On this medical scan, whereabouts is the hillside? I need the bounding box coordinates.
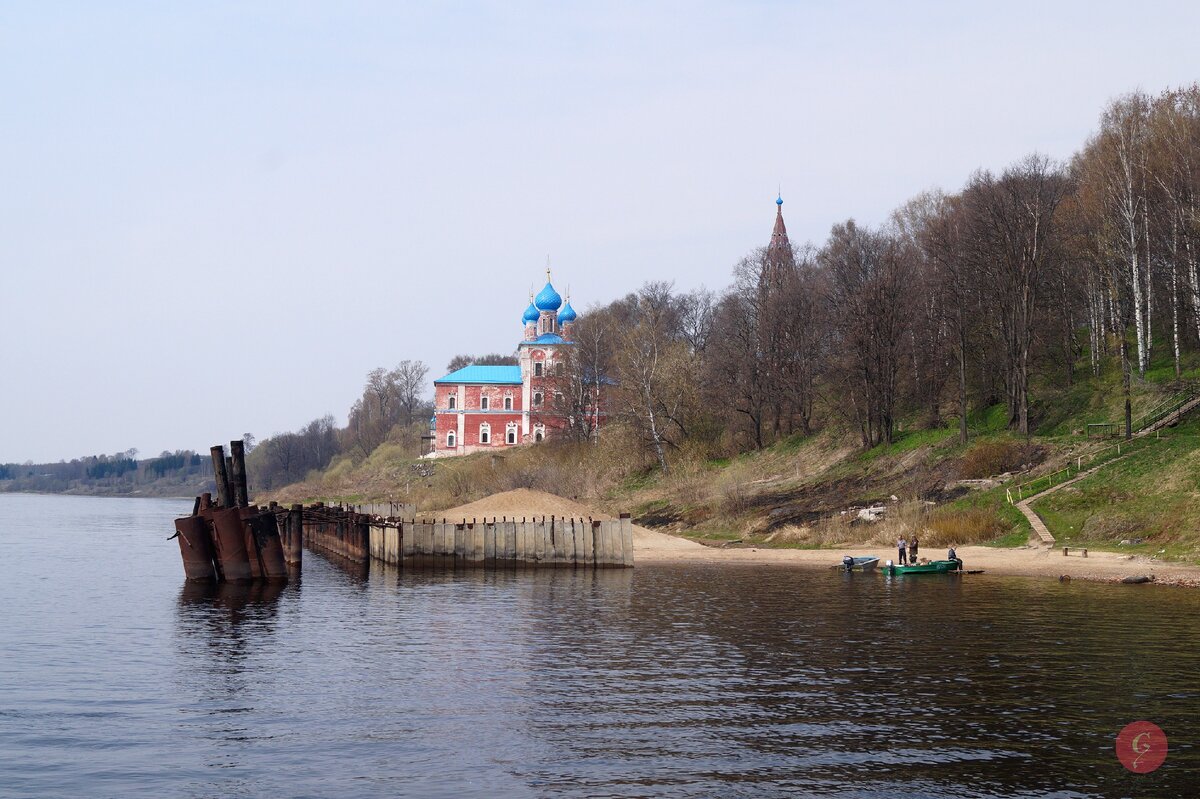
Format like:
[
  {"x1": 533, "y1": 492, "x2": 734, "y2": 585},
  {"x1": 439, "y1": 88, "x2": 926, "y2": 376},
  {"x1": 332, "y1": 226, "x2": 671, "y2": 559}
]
[{"x1": 264, "y1": 354, "x2": 1200, "y2": 567}]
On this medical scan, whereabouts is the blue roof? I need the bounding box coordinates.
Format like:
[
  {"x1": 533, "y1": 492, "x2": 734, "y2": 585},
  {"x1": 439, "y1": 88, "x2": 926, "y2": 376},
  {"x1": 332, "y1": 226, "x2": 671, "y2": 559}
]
[
  {"x1": 534, "y1": 281, "x2": 562, "y2": 311},
  {"x1": 557, "y1": 301, "x2": 577, "y2": 324},
  {"x1": 522, "y1": 301, "x2": 539, "y2": 324},
  {"x1": 519, "y1": 333, "x2": 570, "y2": 346},
  {"x1": 434, "y1": 365, "x2": 523, "y2": 385}
]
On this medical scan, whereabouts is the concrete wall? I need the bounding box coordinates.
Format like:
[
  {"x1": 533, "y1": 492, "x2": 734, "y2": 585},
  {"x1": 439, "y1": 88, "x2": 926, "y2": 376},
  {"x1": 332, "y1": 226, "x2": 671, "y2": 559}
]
[{"x1": 366, "y1": 515, "x2": 634, "y2": 568}]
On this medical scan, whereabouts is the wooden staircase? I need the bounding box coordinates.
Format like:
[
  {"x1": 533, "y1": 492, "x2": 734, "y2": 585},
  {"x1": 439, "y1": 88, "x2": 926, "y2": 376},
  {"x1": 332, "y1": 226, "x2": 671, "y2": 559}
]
[{"x1": 1016, "y1": 386, "x2": 1200, "y2": 547}]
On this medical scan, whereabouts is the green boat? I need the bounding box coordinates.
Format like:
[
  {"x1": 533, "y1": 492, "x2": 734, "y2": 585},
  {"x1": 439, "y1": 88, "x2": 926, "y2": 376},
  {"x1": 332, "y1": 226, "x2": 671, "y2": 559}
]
[{"x1": 881, "y1": 559, "x2": 962, "y2": 576}]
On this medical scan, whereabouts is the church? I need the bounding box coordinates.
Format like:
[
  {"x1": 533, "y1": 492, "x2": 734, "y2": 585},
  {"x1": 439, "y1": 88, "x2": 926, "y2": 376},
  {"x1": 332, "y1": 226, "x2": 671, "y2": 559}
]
[
  {"x1": 431, "y1": 270, "x2": 592, "y2": 456},
  {"x1": 430, "y1": 197, "x2": 791, "y2": 457}
]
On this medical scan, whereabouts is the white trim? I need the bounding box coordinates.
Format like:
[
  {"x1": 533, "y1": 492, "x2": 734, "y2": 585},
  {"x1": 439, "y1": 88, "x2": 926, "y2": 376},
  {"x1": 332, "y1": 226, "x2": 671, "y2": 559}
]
[
  {"x1": 446, "y1": 431, "x2": 456, "y2": 448},
  {"x1": 479, "y1": 423, "x2": 491, "y2": 445}
]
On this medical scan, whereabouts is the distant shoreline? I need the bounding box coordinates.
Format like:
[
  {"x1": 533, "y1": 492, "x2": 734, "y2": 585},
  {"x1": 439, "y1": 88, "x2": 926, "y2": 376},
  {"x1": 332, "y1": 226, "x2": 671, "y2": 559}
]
[{"x1": 0, "y1": 489, "x2": 196, "y2": 500}]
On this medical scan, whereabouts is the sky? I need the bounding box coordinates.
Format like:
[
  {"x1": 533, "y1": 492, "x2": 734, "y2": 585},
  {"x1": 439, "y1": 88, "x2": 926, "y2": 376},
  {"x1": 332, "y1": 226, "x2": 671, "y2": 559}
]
[{"x1": 2, "y1": 1, "x2": 1199, "y2": 463}]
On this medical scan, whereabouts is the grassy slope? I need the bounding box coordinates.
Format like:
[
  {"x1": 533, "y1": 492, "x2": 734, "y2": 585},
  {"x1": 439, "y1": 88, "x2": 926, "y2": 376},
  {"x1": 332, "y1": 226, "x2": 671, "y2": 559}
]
[
  {"x1": 268, "y1": 347, "x2": 1200, "y2": 564},
  {"x1": 1032, "y1": 414, "x2": 1200, "y2": 565}
]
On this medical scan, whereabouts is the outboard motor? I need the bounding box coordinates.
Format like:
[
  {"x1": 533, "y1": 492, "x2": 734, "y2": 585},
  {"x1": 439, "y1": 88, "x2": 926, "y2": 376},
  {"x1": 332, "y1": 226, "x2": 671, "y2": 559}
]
[{"x1": 842, "y1": 555, "x2": 854, "y2": 572}]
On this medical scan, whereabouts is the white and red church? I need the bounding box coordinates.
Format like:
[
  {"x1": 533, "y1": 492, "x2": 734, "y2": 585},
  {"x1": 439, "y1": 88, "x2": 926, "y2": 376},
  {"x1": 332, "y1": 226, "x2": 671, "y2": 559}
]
[
  {"x1": 429, "y1": 198, "x2": 792, "y2": 457},
  {"x1": 430, "y1": 271, "x2": 595, "y2": 456}
]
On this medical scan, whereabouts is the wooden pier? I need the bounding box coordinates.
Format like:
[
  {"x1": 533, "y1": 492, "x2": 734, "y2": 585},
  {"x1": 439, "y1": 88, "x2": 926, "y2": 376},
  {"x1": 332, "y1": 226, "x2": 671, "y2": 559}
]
[{"x1": 173, "y1": 445, "x2": 633, "y2": 581}]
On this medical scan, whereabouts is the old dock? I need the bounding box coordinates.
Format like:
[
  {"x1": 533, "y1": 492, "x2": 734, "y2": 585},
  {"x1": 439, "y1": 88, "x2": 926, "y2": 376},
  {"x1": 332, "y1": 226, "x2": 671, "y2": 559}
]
[{"x1": 172, "y1": 441, "x2": 633, "y2": 582}]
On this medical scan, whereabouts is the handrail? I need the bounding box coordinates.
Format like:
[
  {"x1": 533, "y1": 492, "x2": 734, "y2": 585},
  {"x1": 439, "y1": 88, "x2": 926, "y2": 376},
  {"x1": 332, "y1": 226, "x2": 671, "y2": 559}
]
[
  {"x1": 1006, "y1": 435, "x2": 1159, "y2": 504},
  {"x1": 1132, "y1": 391, "x2": 1193, "y2": 431}
]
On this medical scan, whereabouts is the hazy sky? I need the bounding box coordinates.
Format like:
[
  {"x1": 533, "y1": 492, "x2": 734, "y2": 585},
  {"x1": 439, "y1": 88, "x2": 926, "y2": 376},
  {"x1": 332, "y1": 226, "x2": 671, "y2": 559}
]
[{"x1": 2, "y1": 2, "x2": 1198, "y2": 463}]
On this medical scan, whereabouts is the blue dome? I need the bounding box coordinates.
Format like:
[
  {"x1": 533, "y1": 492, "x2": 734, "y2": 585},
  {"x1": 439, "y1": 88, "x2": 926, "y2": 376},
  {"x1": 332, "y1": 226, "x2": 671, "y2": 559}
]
[
  {"x1": 522, "y1": 301, "x2": 539, "y2": 324},
  {"x1": 557, "y1": 301, "x2": 577, "y2": 324},
  {"x1": 534, "y1": 281, "x2": 562, "y2": 312},
  {"x1": 776, "y1": 195, "x2": 783, "y2": 206}
]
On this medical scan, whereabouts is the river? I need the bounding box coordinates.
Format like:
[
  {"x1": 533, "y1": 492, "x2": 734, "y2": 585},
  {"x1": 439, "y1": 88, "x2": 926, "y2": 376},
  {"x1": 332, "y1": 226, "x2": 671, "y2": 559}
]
[{"x1": 0, "y1": 493, "x2": 1196, "y2": 797}]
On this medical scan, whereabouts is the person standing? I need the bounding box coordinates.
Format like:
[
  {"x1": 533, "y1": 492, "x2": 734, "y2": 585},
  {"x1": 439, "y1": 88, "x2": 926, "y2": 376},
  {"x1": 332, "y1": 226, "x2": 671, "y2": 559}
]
[
  {"x1": 909, "y1": 535, "x2": 919, "y2": 564},
  {"x1": 897, "y1": 536, "x2": 908, "y2": 565}
]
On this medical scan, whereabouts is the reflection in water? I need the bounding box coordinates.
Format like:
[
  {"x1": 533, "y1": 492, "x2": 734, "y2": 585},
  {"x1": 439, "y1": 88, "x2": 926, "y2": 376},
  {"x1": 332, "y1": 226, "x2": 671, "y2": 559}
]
[{"x1": 1, "y1": 493, "x2": 1199, "y2": 798}]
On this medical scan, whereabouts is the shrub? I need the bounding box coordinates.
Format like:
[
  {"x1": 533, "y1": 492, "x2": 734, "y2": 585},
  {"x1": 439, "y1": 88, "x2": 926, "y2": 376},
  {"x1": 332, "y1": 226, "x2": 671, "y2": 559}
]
[
  {"x1": 960, "y1": 441, "x2": 1037, "y2": 479},
  {"x1": 923, "y1": 508, "x2": 1006, "y2": 545}
]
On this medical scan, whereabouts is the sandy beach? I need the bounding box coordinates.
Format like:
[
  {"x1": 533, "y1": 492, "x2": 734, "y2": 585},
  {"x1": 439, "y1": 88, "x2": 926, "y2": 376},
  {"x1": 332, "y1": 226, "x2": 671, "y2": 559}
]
[
  {"x1": 633, "y1": 536, "x2": 1200, "y2": 587},
  {"x1": 438, "y1": 489, "x2": 1200, "y2": 587}
]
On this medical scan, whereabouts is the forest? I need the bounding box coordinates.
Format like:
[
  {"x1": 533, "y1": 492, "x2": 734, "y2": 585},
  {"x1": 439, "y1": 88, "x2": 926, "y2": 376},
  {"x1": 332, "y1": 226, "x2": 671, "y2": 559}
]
[
  {"x1": 0, "y1": 449, "x2": 213, "y2": 496},
  {"x1": 248, "y1": 86, "x2": 1200, "y2": 497}
]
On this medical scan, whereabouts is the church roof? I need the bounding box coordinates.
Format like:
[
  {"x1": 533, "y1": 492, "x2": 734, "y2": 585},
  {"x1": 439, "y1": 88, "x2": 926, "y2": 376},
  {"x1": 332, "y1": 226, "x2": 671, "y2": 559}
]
[
  {"x1": 534, "y1": 280, "x2": 562, "y2": 311},
  {"x1": 434, "y1": 365, "x2": 523, "y2": 385},
  {"x1": 519, "y1": 333, "x2": 570, "y2": 346},
  {"x1": 522, "y1": 300, "x2": 539, "y2": 324},
  {"x1": 761, "y1": 195, "x2": 796, "y2": 288}
]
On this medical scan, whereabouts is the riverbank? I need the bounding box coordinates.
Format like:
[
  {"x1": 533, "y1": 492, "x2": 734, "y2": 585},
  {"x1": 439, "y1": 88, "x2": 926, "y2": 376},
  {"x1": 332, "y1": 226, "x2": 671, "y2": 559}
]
[
  {"x1": 425, "y1": 488, "x2": 1200, "y2": 587},
  {"x1": 634, "y1": 538, "x2": 1200, "y2": 587}
]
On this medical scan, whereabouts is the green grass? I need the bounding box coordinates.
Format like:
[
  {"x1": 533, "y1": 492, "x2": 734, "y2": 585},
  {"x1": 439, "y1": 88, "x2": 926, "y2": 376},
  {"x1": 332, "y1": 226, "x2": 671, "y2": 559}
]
[
  {"x1": 857, "y1": 425, "x2": 956, "y2": 462},
  {"x1": 1030, "y1": 413, "x2": 1200, "y2": 562},
  {"x1": 969, "y1": 402, "x2": 1011, "y2": 434}
]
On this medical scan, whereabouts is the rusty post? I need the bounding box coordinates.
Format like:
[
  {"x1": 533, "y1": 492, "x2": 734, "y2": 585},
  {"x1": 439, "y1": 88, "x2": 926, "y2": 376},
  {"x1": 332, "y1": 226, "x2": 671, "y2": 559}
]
[
  {"x1": 199, "y1": 492, "x2": 212, "y2": 511},
  {"x1": 174, "y1": 515, "x2": 217, "y2": 581},
  {"x1": 240, "y1": 507, "x2": 264, "y2": 579},
  {"x1": 252, "y1": 511, "x2": 288, "y2": 580},
  {"x1": 359, "y1": 515, "x2": 371, "y2": 563},
  {"x1": 210, "y1": 507, "x2": 253, "y2": 581},
  {"x1": 286, "y1": 504, "x2": 304, "y2": 567},
  {"x1": 229, "y1": 439, "x2": 249, "y2": 507},
  {"x1": 210, "y1": 445, "x2": 231, "y2": 508}
]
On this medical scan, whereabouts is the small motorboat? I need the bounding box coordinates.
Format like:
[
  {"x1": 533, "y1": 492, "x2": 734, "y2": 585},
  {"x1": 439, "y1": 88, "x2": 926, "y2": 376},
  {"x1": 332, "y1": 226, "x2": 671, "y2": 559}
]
[
  {"x1": 841, "y1": 555, "x2": 880, "y2": 572},
  {"x1": 882, "y1": 559, "x2": 963, "y2": 576}
]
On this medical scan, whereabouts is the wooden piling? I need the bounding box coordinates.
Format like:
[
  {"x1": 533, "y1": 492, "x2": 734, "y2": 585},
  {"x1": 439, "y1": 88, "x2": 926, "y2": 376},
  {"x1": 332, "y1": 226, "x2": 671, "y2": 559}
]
[
  {"x1": 285, "y1": 504, "x2": 303, "y2": 567},
  {"x1": 620, "y1": 513, "x2": 634, "y2": 567},
  {"x1": 210, "y1": 445, "x2": 232, "y2": 508},
  {"x1": 229, "y1": 441, "x2": 249, "y2": 507}
]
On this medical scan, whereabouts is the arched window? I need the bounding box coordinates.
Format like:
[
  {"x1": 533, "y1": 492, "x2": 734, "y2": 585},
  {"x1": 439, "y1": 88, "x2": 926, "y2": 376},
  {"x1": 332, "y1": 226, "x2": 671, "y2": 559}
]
[
  {"x1": 479, "y1": 423, "x2": 490, "y2": 445},
  {"x1": 506, "y1": 426, "x2": 517, "y2": 444},
  {"x1": 533, "y1": 392, "x2": 543, "y2": 407},
  {"x1": 534, "y1": 430, "x2": 544, "y2": 442},
  {"x1": 447, "y1": 431, "x2": 456, "y2": 448},
  {"x1": 448, "y1": 395, "x2": 457, "y2": 410},
  {"x1": 555, "y1": 392, "x2": 564, "y2": 406},
  {"x1": 534, "y1": 362, "x2": 543, "y2": 377},
  {"x1": 504, "y1": 395, "x2": 513, "y2": 410},
  {"x1": 481, "y1": 396, "x2": 489, "y2": 410}
]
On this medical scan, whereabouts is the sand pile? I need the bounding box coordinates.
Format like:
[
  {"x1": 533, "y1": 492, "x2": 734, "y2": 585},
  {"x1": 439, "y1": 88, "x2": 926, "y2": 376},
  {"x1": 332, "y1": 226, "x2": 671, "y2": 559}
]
[
  {"x1": 439, "y1": 488, "x2": 607, "y2": 520},
  {"x1": 436, "y1": 489, "x2": 704, "y2": 553}
]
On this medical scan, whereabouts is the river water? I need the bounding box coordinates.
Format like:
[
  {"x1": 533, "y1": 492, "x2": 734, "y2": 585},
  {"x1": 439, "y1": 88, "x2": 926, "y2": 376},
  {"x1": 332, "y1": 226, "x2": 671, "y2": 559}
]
[{"x1": 0, "y1": 493, "x2": 1196, "y2": 797}]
